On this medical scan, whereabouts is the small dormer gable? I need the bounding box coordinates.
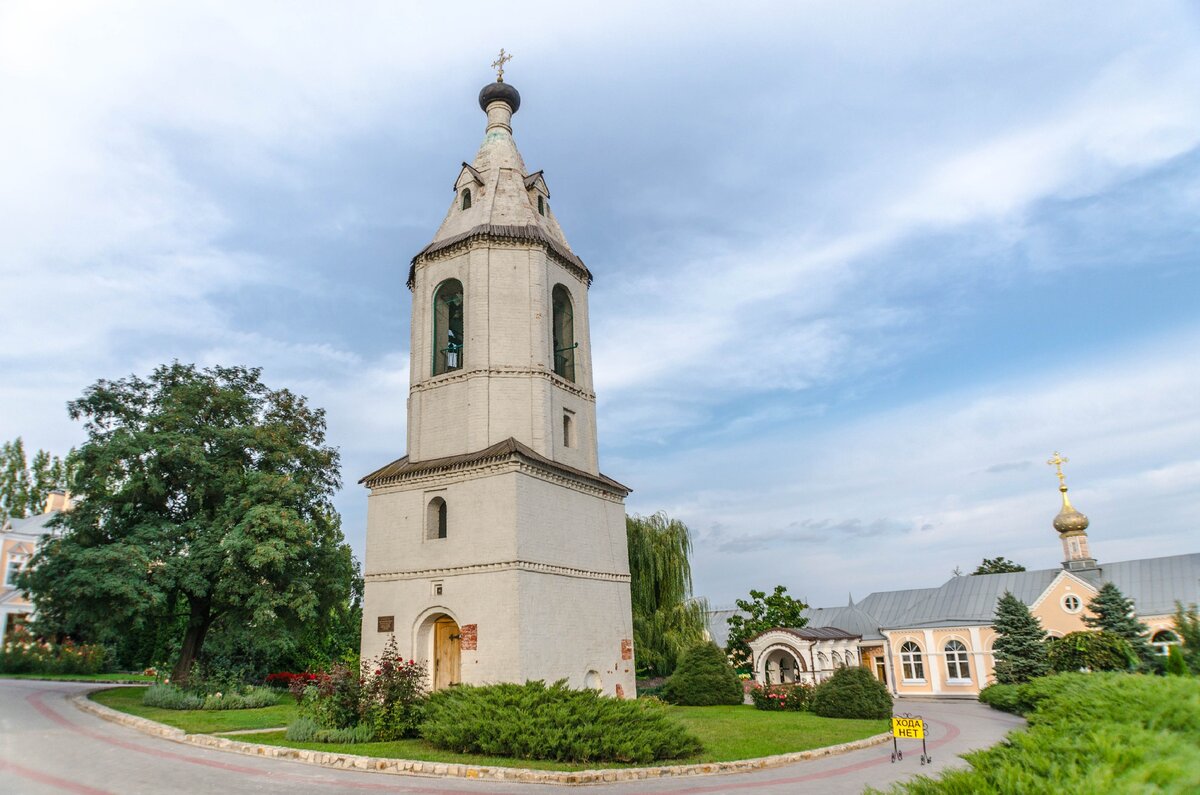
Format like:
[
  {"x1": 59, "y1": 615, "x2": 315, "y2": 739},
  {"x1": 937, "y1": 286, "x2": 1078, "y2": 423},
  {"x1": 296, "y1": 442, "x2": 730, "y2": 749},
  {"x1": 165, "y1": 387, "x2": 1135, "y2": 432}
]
[
  {"x1": 455, "y1": 162, "x2": 484, "y2": 191},
  {"x1": 524, "y1": 170, "x2": 549, "y2": 196}
]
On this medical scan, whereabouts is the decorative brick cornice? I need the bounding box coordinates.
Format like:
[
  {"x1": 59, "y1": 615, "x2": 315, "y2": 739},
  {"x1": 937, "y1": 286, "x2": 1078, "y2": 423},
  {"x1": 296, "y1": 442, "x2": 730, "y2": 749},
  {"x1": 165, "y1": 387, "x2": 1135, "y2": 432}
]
[
  {"x1": 413, "y1": 366, "x2": 595, "y2": 402},
  {"x1": 365, "y1": 559, "x2": 631, "y2": 584},
  {"x1": 408, "y1": 224, "x2": 592, "y2": 290}
]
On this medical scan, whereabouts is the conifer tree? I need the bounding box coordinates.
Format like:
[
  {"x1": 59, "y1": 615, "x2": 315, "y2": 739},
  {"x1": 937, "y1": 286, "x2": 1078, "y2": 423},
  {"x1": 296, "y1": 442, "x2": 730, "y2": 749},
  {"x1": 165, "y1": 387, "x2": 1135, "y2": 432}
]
[
  {"x1": 1171, "y1": 602, "x2": 1200, "y2": 672},
  {"x1": 1165, "y1": 644, "x2": 1190, "y2": 676},
  {"x1": 1084, "y1": 582, "x2": 1152, "y2": 663},
  {"x1": 992, "y1": 591, "x2": 1049, "y2": 684}
]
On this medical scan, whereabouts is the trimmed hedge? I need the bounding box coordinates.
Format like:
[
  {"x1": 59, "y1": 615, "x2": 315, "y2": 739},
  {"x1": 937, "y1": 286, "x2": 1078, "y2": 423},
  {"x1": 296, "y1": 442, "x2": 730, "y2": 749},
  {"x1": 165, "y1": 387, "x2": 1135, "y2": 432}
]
[
  {"x1": 811, "y1": 666, "x2": 892, "y2": 719},
  {"x1": 661, "y1": 643, "x2": 743, "y2": 706},
  {"x1": 420, "y1": 680, "x2": 703, "y2": 763},
  {"x1": 883, "y1": 673, "x2": 1200, "y2": 793},
  {"x1": 1047, "y1": 630, "x2": 1137, "y2": 673}
]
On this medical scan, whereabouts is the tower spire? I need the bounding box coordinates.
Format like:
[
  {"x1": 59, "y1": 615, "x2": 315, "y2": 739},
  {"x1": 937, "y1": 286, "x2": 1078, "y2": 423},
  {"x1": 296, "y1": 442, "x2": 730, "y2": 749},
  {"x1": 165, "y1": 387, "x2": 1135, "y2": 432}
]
[{"x1": 1047, "y1": 451, "x2": 1095, "y2": 571}]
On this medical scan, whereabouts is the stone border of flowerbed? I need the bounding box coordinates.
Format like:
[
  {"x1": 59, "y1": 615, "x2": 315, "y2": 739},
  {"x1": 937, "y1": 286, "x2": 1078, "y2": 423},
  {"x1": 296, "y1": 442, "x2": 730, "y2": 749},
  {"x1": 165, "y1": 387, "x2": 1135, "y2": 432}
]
[{"x1": 73, "y1": 691, "x2": 891, "y2": 785}]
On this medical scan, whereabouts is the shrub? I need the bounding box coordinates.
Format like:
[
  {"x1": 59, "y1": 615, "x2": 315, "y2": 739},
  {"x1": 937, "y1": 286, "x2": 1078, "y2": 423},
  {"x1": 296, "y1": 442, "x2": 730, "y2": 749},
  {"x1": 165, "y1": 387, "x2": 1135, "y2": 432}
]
[
  {"x1": 142, "y1": 683, "x2": 279, "y2": 710},
  {"x1": 0, "y1": 627, "x2": 108, "y2": 675},
  {"x1": 885, "y1": 673, "x2": 1200, "y2": 793},
  {"x1": 420, "y1": 680, "x2": 703, "y2": 763},
  {"x1": 266, "y1": 672, "x2": 319, "y2": 690},
  {"x1": 661, "y1": 643, "x2": 743, "y2": 706},
  {"x1": 977, "y1": 683, "x2": 1024, "y2": 714},
  {"x1": 750, "y1": 683, "x2": 812, "y2": 711},
  {"x1": 1047, "y1": 631, "x2": 1137, "y2": 673},
  {"x1": 285, "y1": 717, "x2": 375, "y2": 744},
  {"x1": 295, "y1": 664, "x2": 362, "y2": 729},
  {"x1": 810, "y1": 666, "x2": 892, "y2": 719},
  {"x1": 1166, "y1": 645, "x2": 1190, "y2": 677}
]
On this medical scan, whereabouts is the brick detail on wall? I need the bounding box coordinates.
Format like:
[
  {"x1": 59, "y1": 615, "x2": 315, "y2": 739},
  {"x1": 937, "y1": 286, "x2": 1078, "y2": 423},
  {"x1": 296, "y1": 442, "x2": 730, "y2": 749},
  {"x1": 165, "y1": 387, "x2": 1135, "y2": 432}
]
[
  {"x1": 614, "y1": 683, "x2": 625, "y2": 699},
  {"x1": 621, "y1": 639, "x2": 633, "y2": 661},
  {"x1": 460, "y1": 624, "x2": 478, "y2": 650}
]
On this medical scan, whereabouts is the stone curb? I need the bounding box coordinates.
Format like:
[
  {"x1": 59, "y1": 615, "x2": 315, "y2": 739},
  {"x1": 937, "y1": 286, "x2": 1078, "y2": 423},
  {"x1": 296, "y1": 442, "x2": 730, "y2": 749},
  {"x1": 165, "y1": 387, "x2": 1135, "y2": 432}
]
[{"x1": 73, "y1": 692, "x2": 891, "y2": 786}]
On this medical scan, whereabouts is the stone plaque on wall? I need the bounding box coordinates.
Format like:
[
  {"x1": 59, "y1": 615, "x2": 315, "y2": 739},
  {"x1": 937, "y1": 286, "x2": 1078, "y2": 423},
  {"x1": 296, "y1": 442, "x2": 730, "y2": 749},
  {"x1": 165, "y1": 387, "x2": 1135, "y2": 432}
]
[
  {"x1": 377, "y1": 615, "x2": 395, "y2": 633},
  {"x1": 621, "y1": 638, "x2": 633, "y2": 660},
  {"x1": 460, "y1": 623, "x2": 478, "y2": 650}
]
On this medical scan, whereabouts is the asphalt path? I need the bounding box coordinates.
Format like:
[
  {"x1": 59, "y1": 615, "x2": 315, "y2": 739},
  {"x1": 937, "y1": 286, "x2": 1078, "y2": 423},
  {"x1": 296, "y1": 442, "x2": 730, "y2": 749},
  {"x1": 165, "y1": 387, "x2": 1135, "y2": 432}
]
[{"x1": 0, "y1": 680, "x2": 1023, "y2": 794}]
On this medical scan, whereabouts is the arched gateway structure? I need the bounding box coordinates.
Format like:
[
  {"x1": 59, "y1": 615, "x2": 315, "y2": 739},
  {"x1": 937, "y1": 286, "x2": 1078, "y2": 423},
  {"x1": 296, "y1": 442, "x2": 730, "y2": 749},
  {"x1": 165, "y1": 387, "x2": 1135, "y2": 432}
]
[{"x1": 358, "y1": 68, "x2": 635, "y2": 698}]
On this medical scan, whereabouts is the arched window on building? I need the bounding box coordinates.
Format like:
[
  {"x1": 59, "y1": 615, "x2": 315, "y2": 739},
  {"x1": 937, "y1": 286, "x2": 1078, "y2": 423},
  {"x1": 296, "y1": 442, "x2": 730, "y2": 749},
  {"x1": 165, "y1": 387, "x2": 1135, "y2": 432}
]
[
  {"x1": 461, "y1": 189, "x2": 472, "y2": 210},
  {"x1": 945, "y1": 639, "x2": 971, "y2": 682},
  {"x1": 900, "y1": 641, "x2": 925, "y2": 682},
  {"x1": 426, "y1": 497, "x2": 447, "y2": 540},
  {"x1": 831, "y1": 651, "x2": 843, "y2": 668},
  {"x1": 1152, "y1": 630, "x2": 1181, "y2": 657},
  {"x1": 551, "y1": 285, "x2": 576, "y2": 381},
  {"x1": 432, "y1": 279, "x2": 464, "y2": 375},
  {"x1": 816, "y1": 652, "x2": 828, "y2": 670}
]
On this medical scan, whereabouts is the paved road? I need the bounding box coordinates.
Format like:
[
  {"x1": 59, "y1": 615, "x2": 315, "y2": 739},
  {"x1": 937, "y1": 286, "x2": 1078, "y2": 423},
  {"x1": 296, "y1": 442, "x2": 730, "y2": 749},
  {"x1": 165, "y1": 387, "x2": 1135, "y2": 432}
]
[{"x1": 0, "y1": 680, "x2": 1022, "y2": 794}]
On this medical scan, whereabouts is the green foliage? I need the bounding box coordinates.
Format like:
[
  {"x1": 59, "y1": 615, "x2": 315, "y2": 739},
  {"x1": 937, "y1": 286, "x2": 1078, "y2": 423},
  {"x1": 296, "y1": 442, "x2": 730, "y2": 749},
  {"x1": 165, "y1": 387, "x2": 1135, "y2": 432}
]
[
  {"x1": 810, "y1": 666, "x2": 892, "y2": 719},
  {"x1": 0, "y1": 438, "x2": 73, "y2": 522},
  {"x1": 971, "y1": 556, "x2": 1025, "y2": 575},
  {"x1": 724, "y1": 585, "x2": 809, "y2": 668},
  {"x1": 1047, "y1": 631, "x2": 1137, "y2": 673},
  {"x1": 285, "y1": 716, "x2": 375, "y2": 744},
  {"x1": 661, "y1": 643, "x2": 743, "y2": 706},
  {"x1": 977, "y1": 683, "x2": 1024, "y2": 714},
  {"x1": 991, "y1": 591, "x2": 1049, "y2": 684},
  {"x1": 750, "y1": 682, "x2": 812, "y2": 711},
  {"x1": 892, "y1": 673, "x2": 1200, "y2": 793},
  {"x1": 1084, "y1": 582, "x2": 1153, "y2": 663},
  {"x1": 20, "y1": 363, "x2": 356, "y2": 686},
  {"x1": 1172, "y1": 602, "x2": 1200, "y2": 673},
  {"x1": 626, "y1": 512, "x2": 709, "y2": 677},
  {"x1": 0, "y1": 625, "x2": 107, "y2": 674},
  {"x1": 142, "y1": 683, "x2": 278, "y2": 710},
  {"x1": 420, "y1": 680, "x2": 703, "y2": 763},
  {"x1": 1166, "y1": 645, "x2": 1190, "y2": 676}
]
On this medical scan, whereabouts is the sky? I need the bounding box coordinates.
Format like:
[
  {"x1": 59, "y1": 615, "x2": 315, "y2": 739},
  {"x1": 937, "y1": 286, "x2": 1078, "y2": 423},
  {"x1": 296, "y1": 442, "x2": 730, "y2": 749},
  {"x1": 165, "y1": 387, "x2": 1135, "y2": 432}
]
[{"x1": 2, "y1": 1, "x2": 1198, "y2": 609}]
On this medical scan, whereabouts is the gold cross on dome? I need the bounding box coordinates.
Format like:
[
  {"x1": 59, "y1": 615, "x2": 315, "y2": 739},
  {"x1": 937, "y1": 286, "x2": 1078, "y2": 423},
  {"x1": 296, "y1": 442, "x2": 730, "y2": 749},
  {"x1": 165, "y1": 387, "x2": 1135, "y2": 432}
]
[
  {"x1": 1047, "y1": 451, "x2": 1069, "y2": 487},
  {"x1": 491, "y1": 49, "x2": 513, "y2": 82}
]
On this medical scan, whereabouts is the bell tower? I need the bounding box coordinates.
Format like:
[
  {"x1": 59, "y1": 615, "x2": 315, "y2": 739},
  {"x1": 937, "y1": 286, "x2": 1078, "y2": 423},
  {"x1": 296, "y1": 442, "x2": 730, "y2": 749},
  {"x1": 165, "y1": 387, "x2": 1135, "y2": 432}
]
[{"x1": 360, "y1": 60, "x2": 636, "y2": 698}]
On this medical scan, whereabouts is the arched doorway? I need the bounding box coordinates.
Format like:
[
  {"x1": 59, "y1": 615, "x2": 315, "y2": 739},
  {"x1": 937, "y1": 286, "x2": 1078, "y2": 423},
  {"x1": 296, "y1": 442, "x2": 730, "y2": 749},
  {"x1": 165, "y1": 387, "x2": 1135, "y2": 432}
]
[
  {"x1": 762, "y1": 647, "x2": 806, "y2": 684},
  {"x1": 432, "y1": 615, "x2": 461, "y2": 690}
]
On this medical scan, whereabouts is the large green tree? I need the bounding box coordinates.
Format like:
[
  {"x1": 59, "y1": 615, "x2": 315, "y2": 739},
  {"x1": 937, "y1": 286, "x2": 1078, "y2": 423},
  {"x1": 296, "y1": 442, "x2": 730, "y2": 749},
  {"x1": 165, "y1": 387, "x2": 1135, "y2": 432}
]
[
  {"x1": 991, "y1": 591, "x2": 1049, "y2": 684},
  {"x1": 0, "y1": 438, "x2": 73, "y2": 522},
  {"x1": 972, "y1": 556, "x2": 1026, "y2": 575},
  {"x1": 626, "y1": 512, "x2": 708, "y2": 677},
  {"x1": 1083, "y1": 582, "x2": 1153, "y2": 663},
  {"x1": 20, "y1": 363, "x2": 355, "y2": 684},
  {"x1": 725, "y1": 585, "x2": 809, "y2": 669}
]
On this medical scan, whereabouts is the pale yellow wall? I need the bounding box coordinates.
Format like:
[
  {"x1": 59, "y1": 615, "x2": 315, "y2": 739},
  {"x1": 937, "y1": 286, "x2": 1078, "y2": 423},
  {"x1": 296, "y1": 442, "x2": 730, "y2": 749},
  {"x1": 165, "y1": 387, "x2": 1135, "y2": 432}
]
[
  {"x1": 1031, "y1": 575, "x2": 1097, "y2": 636},
  {"x1": 2, "y1": 537, "x2": 34, "y2": 609},
  {"x1": 886, "y1": 632, "x2": 933, "y2": 694}
]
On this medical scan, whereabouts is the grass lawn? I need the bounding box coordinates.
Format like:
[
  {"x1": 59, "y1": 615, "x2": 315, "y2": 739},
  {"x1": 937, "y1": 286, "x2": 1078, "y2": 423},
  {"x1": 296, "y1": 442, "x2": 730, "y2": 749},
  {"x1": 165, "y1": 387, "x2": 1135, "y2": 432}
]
[
  {"x1": 235, "y1": 706, "x2": 887, "y2": 771},
  {"x1": 90, "y1": 687, "x2": 297, "y2": 734},
  {"x1": 0, "y1": 672, "x2": 155, "y2": 682}
]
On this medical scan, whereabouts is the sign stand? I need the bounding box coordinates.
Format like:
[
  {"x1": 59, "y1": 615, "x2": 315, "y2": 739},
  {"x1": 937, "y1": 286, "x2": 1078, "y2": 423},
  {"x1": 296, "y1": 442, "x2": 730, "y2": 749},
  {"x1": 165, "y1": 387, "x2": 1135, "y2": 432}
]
[{"x1": 890, "y1": 713, "x2": 930, "y2": 765}]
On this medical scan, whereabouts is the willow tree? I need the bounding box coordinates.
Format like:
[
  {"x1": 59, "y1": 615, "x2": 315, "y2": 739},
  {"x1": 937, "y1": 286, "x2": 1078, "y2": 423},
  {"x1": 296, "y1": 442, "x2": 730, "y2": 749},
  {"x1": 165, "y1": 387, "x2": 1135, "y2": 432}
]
[
  {"x1": 21, "y1": 363, "x2": 355, "y2": 685},
  {"x1": 626, "y1": 512, "x2": 708, "y2": 677}
]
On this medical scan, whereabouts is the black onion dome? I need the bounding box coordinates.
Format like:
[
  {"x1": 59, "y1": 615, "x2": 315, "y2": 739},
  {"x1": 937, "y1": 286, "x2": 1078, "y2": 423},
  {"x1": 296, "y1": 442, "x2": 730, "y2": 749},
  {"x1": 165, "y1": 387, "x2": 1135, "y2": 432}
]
[{"x1": 479, "y1": 81, "x2": 521, "y2": 113}]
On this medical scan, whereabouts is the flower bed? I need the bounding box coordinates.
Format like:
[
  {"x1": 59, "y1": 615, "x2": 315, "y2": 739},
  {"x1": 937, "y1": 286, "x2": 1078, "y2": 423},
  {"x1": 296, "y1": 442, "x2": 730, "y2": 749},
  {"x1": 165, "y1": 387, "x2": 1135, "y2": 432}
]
[{"x1": 0, "y1": 626, "x2": 107, "y2": 675}]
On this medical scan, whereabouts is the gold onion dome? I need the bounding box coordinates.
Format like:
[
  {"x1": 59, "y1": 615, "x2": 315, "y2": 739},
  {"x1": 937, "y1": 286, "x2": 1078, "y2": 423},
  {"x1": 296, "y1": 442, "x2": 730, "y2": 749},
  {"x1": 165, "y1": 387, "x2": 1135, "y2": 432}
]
[
  {"x1": 1053, "y1": 488, "x2": 1090, "y2": 534},
  {"x1": 1048, "y1": 451, "x2": 1089, "y2": 534}
]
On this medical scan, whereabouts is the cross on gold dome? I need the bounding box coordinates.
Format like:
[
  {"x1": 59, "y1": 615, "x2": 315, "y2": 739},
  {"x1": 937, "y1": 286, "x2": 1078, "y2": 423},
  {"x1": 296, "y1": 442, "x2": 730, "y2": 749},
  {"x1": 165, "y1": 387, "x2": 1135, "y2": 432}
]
[
  {"x1": 491, "y1": 49, "x2": 513, "y2": 82},
  {"x1": 1047, "y1": 451, "x2": 1070, "y2": 488}
]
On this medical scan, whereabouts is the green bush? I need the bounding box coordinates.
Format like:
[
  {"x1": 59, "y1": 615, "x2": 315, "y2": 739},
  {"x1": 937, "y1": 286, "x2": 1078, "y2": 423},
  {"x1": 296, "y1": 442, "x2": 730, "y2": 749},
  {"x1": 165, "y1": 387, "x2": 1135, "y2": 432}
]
[
  {"x1": 420, "y1": 680, "x2": 703, "y2": 763},
  {"x1": 1166, "y1": 645, "x2": 1190, "y2": 676},
  {"x1": 884, "y1": 673, "x2": 1200, "y2": 793},
  {"x1": 661, "y1": 643, "x2": 743, "y2": 706},
  {"x1": 810, "y1": 666, "x2": 892, "y2": 719},
  {"x1": 1047, "y1": 631, "x2": 1137, "y2": 673},
  {"x1": 977, "y1": 683, "x2": 1024, "y2": 715},
  {"x1": 142, "y1": 683, "x2": 278, "y2": 710},
  {"x1": 285, "y1": 717, "x2": 375, "y2": 744},
  {"x1": 750, "y1": 683, "x2": 812, "y2": 711},
  {"x1": 0, "y1": 626, "x2": 108, "y2": 675}
]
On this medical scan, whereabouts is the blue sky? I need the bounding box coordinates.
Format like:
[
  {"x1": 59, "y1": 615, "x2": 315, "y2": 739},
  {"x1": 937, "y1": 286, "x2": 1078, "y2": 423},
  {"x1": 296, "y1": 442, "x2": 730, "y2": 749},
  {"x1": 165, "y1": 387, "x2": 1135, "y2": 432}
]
[{"x1": 2, "y1": 2, "x2": 1198, "y2": 609}]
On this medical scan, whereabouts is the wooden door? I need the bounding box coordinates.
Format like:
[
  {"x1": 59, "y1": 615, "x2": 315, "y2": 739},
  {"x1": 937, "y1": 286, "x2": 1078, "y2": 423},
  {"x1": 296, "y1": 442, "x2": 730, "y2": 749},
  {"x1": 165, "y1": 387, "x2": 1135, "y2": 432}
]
[{"x1": 433, "y1": 617, "x2": 461, "y2": 690}]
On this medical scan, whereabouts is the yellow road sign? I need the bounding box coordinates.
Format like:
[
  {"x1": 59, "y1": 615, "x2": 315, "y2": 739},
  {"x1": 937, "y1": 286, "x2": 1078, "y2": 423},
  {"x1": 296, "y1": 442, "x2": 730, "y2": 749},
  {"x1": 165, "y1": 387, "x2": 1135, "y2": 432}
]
[{"x1": 891, "y1": 716, "x2": 924, "y2": 739}]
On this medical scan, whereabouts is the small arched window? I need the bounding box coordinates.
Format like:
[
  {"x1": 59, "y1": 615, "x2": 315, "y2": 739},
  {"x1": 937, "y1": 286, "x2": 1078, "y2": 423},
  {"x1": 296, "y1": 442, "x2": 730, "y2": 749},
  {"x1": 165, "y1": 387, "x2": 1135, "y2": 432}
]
[
  {"x1": 461, "y1": 189, "x2": 472, "y2": 210},
  {"x1": 537, "y1": 195, "x2": 545, "y2": 215},
  {"x1": 945, "y1": 640, "x2": 971, "y2": 681},
  {"x1": 831, "y1": 651, "x2": 843, "y2": 668},
  {"x1": 1152, "y1": 630, "x2": 1180, "y2": 657},
  {"x1": 426, "y1": 497, "x2": 447, "y2": 540},
  {"x1": 432, "y1": 279, "x2": 464, "y2": 375},
  {"x1": 551, "y1": 284, "x2": 575, "y2": 381},
  {"x1": 900, "y1": 641, "x2": 925, "y2": 681}
]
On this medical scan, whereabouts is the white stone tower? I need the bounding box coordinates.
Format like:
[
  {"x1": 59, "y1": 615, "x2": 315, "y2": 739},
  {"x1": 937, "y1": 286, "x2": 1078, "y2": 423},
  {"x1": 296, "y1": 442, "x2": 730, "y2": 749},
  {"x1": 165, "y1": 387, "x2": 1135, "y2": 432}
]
[{"x1": 359, "y1": 68, "x2": 636, "y2": 698}]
